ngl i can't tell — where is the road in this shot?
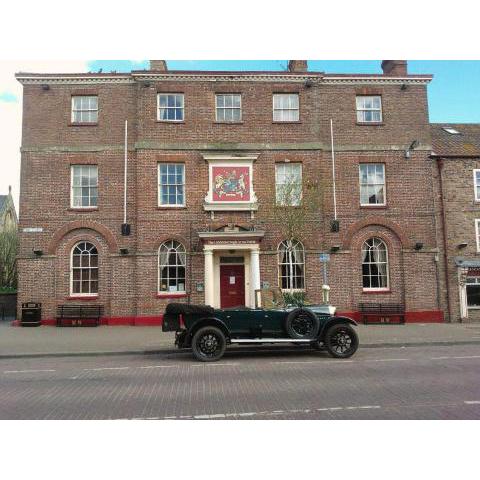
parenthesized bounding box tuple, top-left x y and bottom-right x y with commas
(1, 344, 480, 419)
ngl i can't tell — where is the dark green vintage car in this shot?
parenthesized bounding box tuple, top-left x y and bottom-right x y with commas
(162, 301, 359, 362)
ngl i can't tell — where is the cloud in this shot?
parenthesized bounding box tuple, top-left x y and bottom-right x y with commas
(0, 61, 89, 211)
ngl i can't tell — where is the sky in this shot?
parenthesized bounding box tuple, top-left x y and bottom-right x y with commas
(1, 60, 480, 212)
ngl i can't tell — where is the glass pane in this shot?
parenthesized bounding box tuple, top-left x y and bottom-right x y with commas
(159, 95, 167, 107)
(167, 95, 175, 107)
(216, 95, 224, 108)
(233, 95, 241, 108)
(175, 108, 183, 120)
(232, 109, 241, 121)
(225, 95, 233, 108)
(372, 96, 381, 109)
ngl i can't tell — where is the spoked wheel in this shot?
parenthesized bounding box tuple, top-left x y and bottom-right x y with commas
(192, 326, 227, 362)
(284, 308, 320, 339)
(325, 324, 359, 358)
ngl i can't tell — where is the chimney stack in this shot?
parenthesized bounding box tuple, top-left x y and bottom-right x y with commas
(149, 60, 168, 71)
(381, 60, 407, 76)
(288, 60, 308, 72)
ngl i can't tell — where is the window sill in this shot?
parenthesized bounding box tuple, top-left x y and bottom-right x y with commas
(67, 295, 99, 301)
(214, 121, 244, 125)
(68, 123, 98, 127)
(156, 120, 185, 124)
(362, 289, 391, 294)
(360, 204, 387, 209)
(68, 207, 98, 212)
(356, 122, 384, 126)
(156, 293, 188, 299)
(157, 206, 187, 210)
(272, 121, 302, 124)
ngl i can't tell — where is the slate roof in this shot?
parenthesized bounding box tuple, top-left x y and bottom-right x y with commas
(431, 123, 480, 157)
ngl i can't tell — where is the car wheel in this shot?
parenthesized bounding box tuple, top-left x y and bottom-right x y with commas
(284, 308, 320, 339)
(192, 326, 227, 362)
(324, 324, 359, 358)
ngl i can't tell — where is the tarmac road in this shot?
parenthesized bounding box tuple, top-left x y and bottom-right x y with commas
(1, 343, 479, 420)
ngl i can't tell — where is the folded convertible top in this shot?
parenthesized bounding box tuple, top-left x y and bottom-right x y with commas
(165, 303, 215, 315)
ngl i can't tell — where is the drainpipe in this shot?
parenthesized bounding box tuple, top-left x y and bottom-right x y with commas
(437, 158, 453, 322)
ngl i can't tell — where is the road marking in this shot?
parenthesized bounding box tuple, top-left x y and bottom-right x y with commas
(3, 369, 56, 374)
(84, 367, 130, 372)
(138, 365, 178, 369)
(464, 401, 480, 405)
(431, 355, 480, 360)
(190, 363, 239, 367)
(157, 405, 382, 420)
(365, 358, 409, 362)
(271, 360, 354, 365)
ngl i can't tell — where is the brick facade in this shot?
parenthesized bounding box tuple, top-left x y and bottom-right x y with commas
(16, 61, 447, 325)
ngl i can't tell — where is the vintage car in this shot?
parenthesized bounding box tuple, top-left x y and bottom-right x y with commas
(162, 300, 359, 362)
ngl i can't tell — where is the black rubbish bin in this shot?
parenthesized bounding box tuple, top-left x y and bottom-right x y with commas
(21, 302, 42, 327)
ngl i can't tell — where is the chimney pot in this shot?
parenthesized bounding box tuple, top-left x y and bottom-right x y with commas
(149, 60, 168, 71)
(381, 60, 407, 76)
(288, 60, 308, 72)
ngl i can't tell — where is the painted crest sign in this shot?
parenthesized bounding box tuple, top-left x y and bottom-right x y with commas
(212, 166, 250, 202)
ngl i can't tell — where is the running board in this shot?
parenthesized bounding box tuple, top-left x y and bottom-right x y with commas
(230, 338, 316, 344)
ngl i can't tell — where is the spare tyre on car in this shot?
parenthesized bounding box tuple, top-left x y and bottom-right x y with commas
(283, 307, 320, 339)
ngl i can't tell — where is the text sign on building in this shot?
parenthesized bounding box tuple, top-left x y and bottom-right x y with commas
(23, 227, 44, 233)
(319, 253, 330, 263)
(212, 166, 250, 202)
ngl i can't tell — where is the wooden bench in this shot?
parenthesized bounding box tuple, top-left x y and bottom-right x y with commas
(359, 303, 405, 325)
(56, 305, 103, 327)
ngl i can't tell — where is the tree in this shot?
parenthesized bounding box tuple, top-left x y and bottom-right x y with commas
(0, 228, 18, 292)
(271, 172, 324, 296)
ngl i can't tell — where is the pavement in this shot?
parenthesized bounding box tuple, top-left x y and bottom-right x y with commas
(1, 321, 480, 358)
(1, 343, 480, 419)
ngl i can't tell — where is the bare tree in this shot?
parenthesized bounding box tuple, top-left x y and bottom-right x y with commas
(0, 228, 18, 291)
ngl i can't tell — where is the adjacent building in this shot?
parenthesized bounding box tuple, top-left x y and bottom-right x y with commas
(15, 60, 449, 325)
(431, 124, 480, 322)
(0, 186, 18, 232)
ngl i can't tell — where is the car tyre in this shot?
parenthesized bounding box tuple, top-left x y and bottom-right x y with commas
(192, 326, 227, 362)
(324, 323, 359, 358)
(284, 308, 320, 340)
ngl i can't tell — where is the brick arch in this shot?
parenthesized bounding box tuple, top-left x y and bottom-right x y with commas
(342, 216, 409, 250)
(48, 220, 118, 254)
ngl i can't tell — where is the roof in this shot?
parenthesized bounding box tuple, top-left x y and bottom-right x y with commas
(431, 123, 480, 157)
(0, 195, 6, 213)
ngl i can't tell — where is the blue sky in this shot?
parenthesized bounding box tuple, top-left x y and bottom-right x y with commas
(87, 60, 480, 123)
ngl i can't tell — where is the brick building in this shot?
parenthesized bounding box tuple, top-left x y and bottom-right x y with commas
(15, 60, 447, 325)
(431, 124, 480, 322)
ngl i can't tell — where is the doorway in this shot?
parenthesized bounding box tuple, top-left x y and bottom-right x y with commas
(220, 264, 245, 308)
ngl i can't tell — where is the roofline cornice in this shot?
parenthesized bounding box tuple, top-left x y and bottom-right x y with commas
(15, 74, 134, 85)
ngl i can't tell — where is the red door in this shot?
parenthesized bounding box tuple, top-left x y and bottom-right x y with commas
(220, 264, 245, 308)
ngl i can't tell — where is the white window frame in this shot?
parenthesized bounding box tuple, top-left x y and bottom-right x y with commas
(361, 237, 390, 291)
(158, 240, 186, 294)
(473, 170, 480, 202)
(359, 163, 386, 206)
(158, 163, 185, 207)
(157, 93, 185, 122)
(215, 94, 242, 122)
(475, 219, 480, 253)
(71, 96, 98, 124)
(356, 96, 382, 123)
(70, 165, 98, 209)
(273, 93, 300, 122)
(278, 239, 305, 291)
(70, 241, 99, 297)
(275, 163, 303, 206)
(466, 276, 480, 309)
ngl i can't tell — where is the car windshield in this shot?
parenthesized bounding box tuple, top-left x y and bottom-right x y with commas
(257, 288, 286, 310)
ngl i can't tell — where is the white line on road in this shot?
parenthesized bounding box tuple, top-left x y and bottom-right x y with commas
(431, 355, 480, 360)
(464, 401, 480, 405)
(138, 365, 178, 369)
(364, 358, 409, 363)
(190, 363, 239, 367)
(3, 369, 56, 374)
(83, 367, 130, 372)
(271, 360, 354, 365)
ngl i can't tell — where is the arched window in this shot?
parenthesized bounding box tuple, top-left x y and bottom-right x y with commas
(362, 237, 389, 290)
(278, 239, 305, 290)
(71, 241, 98, 295)
(158, 240, 186, 293)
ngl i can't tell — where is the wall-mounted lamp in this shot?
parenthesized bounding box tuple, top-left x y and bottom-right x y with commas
(121, 223, 131, 236)
(405, 140, 419, 159)
(401, 83, 408, 91)
(457, 242, 468, 249)
(330, 245, 341, 253)
(331, 220, 340, 233)
(41, 84, 50, 91)
(414, 242, 424, 251)
(304, 80, 313, 88)
(119, 248, 129, 255)
(143, 81, 151, 88)
(33, 249, 43, 257)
